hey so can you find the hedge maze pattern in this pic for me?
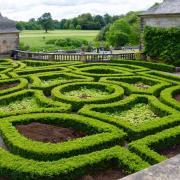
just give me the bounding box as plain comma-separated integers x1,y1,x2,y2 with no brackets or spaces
0,59,179,180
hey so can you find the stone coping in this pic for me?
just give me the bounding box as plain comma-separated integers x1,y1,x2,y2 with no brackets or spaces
120,154,180,180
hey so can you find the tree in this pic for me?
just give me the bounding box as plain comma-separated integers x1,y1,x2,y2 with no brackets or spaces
105,19,131,47
109,19,131,34
107,31,129,47
96,24,110,41
16,22,24,31
104,14,112,25
69,24,75,29
76,25,81,30
94,15,105,28
38,13,53,33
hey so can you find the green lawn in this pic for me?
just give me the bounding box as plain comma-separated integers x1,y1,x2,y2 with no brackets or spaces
20,30,99,52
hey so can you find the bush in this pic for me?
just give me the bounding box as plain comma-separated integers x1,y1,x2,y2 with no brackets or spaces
51,82,124,111
129,125,180,164
79,94,179,139
111,59,175,72
46,38,89,49
144,26,180,66
0,113,125,161
160,85,180,111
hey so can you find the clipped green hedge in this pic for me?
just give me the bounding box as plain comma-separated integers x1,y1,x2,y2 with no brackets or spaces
0,78,28,96
30,71,94,91
71,65,133,81
70,62,149,72
160,85,180,111
0,74,9,80
0,145,149,180
144,26,180,66
129,125,180,164
52,82,124,111
111,59,175,72
138,70,180,85
79,94,179,139
100,75,171,96
8,65,66,78
0,113,125,161
0,90,71,117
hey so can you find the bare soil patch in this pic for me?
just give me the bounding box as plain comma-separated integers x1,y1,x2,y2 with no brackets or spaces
174,94,180,102
16,122,87,143
0,83,19,90
0,177,10,180
80,168,126,180
160,144,180,158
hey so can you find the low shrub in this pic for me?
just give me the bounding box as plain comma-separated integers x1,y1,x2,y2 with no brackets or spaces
79,94,179,139
52,82,124,111
129,125,180,164
100,75,171,96
0,146,149,180
46,38,89,49
160,85,180,111
0,113,126,161
0,78,28,96
111,59,175,72
0,90,71,117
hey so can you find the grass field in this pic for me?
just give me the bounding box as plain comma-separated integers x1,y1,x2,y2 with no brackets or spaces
20,30,99,52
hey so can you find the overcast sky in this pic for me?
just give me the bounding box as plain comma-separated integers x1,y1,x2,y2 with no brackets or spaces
0,0,163,21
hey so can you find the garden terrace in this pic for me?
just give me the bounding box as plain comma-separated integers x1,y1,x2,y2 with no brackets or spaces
0,59,179,180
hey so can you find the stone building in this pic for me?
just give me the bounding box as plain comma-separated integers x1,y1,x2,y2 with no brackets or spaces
0,13,19,55
140,0,180,31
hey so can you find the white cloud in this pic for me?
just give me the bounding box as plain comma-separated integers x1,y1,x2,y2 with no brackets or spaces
0,0,163,21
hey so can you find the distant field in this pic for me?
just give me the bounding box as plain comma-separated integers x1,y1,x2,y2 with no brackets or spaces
20,30,99,51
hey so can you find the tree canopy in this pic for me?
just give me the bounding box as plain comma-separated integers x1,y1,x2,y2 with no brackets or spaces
38,13,53,33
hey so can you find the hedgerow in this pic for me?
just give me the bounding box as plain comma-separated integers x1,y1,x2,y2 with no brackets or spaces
129,125,180,164
111,59,175,72
70,62,149,72
0,113,126,161
52,82,124,111
0,146,149,180
138,70,180,85
30,72,94,91
79,94,179,139
8,65,66,78
0,90,71,117
0,59,179,179
160,85,180,111
144,26,180,66
71,65,133,81
100,75,171,96
0,78,28,96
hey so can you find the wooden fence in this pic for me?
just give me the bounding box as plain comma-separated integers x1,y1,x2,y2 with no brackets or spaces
12,50,136,62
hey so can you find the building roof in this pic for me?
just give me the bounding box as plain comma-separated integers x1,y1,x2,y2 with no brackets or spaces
141,0,180,16
0,13,19,33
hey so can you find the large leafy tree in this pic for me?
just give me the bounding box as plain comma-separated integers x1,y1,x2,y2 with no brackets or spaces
106,20,131,47
38,13,53,33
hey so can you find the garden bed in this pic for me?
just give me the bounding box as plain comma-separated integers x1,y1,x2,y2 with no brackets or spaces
174,94,180,101
0,82,19,90
64,86,110,99
16,122,87,143
0,59,179,180
159,144,180,158
80,168,126,180
106,103,160,126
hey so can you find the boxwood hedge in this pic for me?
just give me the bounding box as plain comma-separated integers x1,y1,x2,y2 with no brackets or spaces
0,58,179,179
